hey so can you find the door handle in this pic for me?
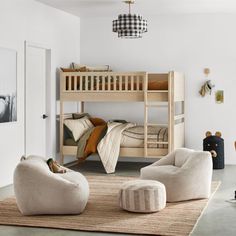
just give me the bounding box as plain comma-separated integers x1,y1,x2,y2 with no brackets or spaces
42,114,48,119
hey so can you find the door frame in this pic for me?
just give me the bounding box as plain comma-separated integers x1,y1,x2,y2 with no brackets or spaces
24,41,53,157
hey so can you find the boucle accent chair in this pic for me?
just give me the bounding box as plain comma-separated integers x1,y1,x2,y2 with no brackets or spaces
140,148,212,202
119,179,166,213
14,156,89,216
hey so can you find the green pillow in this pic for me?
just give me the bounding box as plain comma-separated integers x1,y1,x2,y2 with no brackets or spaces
64,124,74,141
72,113,90,119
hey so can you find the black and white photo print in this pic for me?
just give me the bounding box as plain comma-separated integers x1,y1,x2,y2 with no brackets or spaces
0,47,17,123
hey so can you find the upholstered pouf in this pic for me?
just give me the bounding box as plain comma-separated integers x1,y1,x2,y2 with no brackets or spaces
119,179,166,213
14,156,89,216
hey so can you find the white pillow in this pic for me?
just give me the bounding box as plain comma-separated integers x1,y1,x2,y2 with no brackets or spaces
64,117,94,142
71,63,110,71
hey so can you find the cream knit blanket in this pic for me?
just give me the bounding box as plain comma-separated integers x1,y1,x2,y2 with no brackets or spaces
97,122,135,174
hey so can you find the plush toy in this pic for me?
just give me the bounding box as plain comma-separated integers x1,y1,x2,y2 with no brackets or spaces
47,158,66,173
199,80,215,97
203,131,224,169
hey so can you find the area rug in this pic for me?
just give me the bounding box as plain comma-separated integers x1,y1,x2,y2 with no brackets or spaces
0,175,220,236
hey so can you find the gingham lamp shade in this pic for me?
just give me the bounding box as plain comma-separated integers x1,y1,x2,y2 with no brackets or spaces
113,14,147,38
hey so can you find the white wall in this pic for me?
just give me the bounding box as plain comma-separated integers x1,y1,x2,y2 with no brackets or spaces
81,14,236,164
0,0,80,187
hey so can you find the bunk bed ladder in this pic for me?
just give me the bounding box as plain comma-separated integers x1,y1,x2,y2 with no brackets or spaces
144,91,159,157
144,76,169,158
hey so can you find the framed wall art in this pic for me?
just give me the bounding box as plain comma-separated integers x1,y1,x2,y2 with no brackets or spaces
215,90,224,104
0,47,17,123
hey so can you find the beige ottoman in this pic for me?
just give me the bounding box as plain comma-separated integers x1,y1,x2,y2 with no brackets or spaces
119,179,166,213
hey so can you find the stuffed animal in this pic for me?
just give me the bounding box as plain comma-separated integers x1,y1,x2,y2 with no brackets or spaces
203,131,224,169
199,80,215,97
47,158,67,173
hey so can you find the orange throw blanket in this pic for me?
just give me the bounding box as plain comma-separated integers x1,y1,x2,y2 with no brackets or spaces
83,125,107,158
78,117,107,162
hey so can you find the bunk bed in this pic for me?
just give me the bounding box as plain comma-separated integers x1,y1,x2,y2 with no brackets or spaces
59,70,185,166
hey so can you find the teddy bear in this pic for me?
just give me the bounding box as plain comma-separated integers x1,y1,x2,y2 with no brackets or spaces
203,131,224,169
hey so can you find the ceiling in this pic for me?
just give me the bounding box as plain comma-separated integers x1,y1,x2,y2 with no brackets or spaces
36,0,236,17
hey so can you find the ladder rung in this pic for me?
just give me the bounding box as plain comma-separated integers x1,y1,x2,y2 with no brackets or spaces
147,90,168,93
145,123,168,127
145,155,161,158
147,141,168,144
174,114,185,120
145,104,168,107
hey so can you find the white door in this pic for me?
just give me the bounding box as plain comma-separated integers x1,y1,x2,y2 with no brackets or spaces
25,45,48,156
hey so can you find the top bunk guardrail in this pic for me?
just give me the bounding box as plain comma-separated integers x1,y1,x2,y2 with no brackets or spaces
60,71,148,93
59,70,184,102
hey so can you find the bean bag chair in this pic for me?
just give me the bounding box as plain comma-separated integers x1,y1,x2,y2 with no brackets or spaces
140,148,212,202
14,156,89,215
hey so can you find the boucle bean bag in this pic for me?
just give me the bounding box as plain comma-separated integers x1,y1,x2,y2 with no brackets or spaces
119,179,166,213
140,148,212,202
14,156,89,215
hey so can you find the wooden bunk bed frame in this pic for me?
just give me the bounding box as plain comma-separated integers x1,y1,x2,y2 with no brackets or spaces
60,70,185,165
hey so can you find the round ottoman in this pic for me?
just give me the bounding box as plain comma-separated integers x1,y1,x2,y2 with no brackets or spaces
119,179,166,213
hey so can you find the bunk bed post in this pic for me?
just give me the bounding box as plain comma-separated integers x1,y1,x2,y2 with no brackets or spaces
168,72,175,152
144,72,148,157
173,72,185,150
60,101,64,165
60,70,64,165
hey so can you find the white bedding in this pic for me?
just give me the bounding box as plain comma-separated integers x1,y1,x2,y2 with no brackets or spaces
97,123,168,174
97,122,136,174
121,126,168,148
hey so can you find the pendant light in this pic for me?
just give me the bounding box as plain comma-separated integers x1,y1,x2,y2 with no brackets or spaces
112,0,148,39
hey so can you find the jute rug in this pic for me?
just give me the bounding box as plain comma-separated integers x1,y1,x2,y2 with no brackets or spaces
0,175,220,236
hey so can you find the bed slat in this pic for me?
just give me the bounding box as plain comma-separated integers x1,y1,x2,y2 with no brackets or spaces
96,77,99,91
84,76,88,91
113,76,116,91
125,76,128,91
108,75,111,91
69,76,72,91
119,76,122,91
136,76,140,91
131,76,134,91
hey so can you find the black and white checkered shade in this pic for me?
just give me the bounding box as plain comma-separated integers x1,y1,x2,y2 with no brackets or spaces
113,14,147,38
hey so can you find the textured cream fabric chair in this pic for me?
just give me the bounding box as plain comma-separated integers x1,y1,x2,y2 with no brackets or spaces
140,148,212,202
14,156,89,215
